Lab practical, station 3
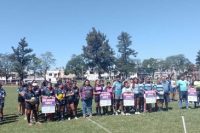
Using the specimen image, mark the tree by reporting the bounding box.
[165,54,192,73]
[65,54,86,78]
[196,50,200,68]
[0,54,14,83]
[40,52,56,80]
[28,56,42,80]
[83,28,115,78]
[11,38,35,81]
[116,32,137,78]
[142,58,159,77]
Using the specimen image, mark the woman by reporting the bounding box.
[41,83,55,121]
[143,77,153,112]
[32,83,41,115]
[104,81,114,114]
[80,80,93,118]
[17,81,26,116]
[122,81,132,115]
[66,82,78,120]
[0,82,6,122]
[24,84,41,126]
[72,81,79,117]
[155,78,164,111]
[113,76,123,115]
[55,83,66,121]
[94,80,103,116]
[132,78,141,115]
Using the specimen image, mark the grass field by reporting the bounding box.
[1,86,200,133]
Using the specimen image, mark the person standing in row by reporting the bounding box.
[177,76,189,109]
[80,80,93,118]
[24,84,41,126]
[0,82,6,122]
[94,80,103,116]
[113,76,123,115]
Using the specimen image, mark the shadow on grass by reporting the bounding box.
[0,114,19,125]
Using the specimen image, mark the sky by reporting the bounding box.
[0,0,200,68]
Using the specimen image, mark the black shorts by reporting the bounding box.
[67,99,74,105]
[115,99,122,104]
[74,99,79,106]
[57,100,66,106]
[25,103,36,110]
[0,103,4,109]
[134,94,141,99]
[18,96,25,103]
[95,96,100,103]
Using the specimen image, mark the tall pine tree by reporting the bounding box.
[116,32,137,78]
[83,28,115,78]
[11,37,35,81]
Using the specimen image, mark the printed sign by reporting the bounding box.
[188,88,197,102]
[100,92,111,107]
[145,90,156,104]
[42,96,56,113]
[123,92,134,106]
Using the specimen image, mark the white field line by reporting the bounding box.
[181,116,187,133]
[87,118,112,133]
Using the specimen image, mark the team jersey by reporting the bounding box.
[122,87,132,94]
[0,88,6,104]
[17,87,27,97]
[144,83,153,91]
[42,87,55,97]
[24,90,36,102]
[94,86,103,96]
[194,81,200,91]
[113,81,122,96]
[104,86,113,98]
[155,84,164,99]
[66,88,75,101]
[80,86,93,100]
[176,80,189,91]
[73,86,79,100]
[162,81,170,93]
[133,84,140,94]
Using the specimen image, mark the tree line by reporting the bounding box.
[0,38,55,83]
[65,28,200,79]
[1,27,200,82]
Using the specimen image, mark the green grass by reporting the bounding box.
[1,86,200,133]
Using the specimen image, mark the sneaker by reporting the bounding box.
[117,110,121,113]
[115,112,118,116]
[36,122,42,125]
[89,114,92,118]
[83,115,86,118]
[24,117,27,120]
[74,117,78,120]
[68,117,71,121]
[136,112,140,115]
[121,112,125,115]
[28,123,33,126]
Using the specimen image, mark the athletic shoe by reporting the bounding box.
[115,112,118,116]
[121,112,125,115]
[68,117,71,121]
[74,117,78,120]
[83,115,86,118]
[28,123,33,126]
[117,110,121,113]
[89,114,92,118]
[36,122,42,125]
[24,117,27,120]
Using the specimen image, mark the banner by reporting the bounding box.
[123,92,134,106]
[100,92,111,107]
[145,90,156,104]
[42,96,56,113]
[188,88,197,102]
